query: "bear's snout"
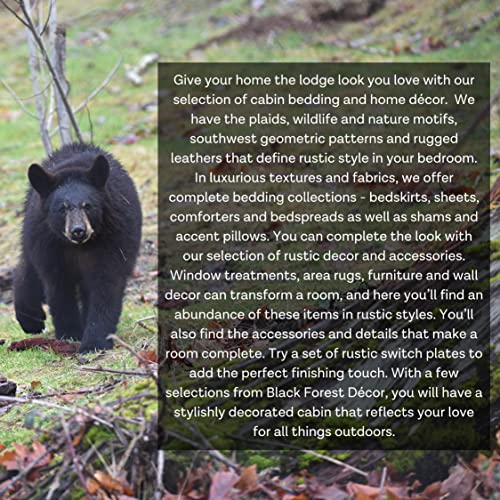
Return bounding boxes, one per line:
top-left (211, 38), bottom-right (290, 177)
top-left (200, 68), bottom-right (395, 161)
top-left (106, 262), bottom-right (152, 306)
top-left (64, 208), bottom-right (94, 245)
top-left (71, 226), bottom-right (87, 243)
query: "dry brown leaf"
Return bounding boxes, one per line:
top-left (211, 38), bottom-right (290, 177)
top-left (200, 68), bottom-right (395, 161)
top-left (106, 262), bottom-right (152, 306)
top-left (94, 470), bottom-right (134, 495)
top-left (235, 464), bottom-right (258, 491)
top-left (136, 350), bottom-right (158, 366)
top-left (30, 380), bottom-right (42, 391)
top-left (208, 470), bottom-right (239, 500)
top-left (440, 465), bottom-right (475, 500)
top-left (87, 477), bottom-right (101, 495)
top-left (346, 482), bottom-right (407, 500)
top-left (8, 337), bottom-right (79, 355)
top-left (0, 441), bottom-right (51, 481)
top-left (420, 481), bottom-right (442, 499)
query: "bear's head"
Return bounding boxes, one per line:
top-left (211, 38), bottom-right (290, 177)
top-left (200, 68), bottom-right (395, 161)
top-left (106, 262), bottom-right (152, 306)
top-left (28, 155), bottom-right (110, 245)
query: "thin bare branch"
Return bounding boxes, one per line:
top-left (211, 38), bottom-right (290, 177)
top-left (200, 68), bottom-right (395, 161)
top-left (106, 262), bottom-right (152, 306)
top-left (49, 55), bottom-right (122, 139)
top-left (85, 103), bottom-right (94, 143)
top-left (19, 0), bottom-right (84, 143)
top-left (117, 419), bottom-right (146, 471)
top-left (0, 0), bottom-right (29, 28)
top-left (61, 418), bottom-right (89, 495)
top-left (40, 0), bottom-right (54, 36)
top-left (0, 78), bottom-right (38, 118)
top-left (74, 56), bottom-right (123, 113)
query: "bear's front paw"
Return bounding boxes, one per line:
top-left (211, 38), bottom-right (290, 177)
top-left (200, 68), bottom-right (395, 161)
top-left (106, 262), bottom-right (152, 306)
top-left (17, 313), bottom-right (45, 334)
top-left (79, 337), bottom-right (113, 354)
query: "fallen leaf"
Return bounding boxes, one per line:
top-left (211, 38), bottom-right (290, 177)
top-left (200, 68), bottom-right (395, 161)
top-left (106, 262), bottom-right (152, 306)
top-left (235, 464), bottom-right (258, 491)
top-left (30, 381), bottom-right (42, 391)
top-left (136, 350), bottom-right (158, 366)
top-left (94, 470), bottom-right (134, 495)
top-left (440, 465), bottom-right (475, 500)
top-left (0, 441), bottom-right (51, 481)
top-left (420, 481), bottom-right (442, 499)
top-left (8, 338), bottom-right (79, 356)
top-left (315, 484), bottom-right (348, 500)
top-left (209, 158), bottom-right (229, 174)
top-left (208, 470), bottom-right (239, 500)
top-left (86, 477), bottom-right (100, 495)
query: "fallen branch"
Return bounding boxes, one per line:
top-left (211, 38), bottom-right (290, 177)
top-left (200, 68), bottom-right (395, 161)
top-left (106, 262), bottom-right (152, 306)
top-left (78, 366), bottom-right (151, 377)
top-left (300, 449), bottom-right (368, 478)
top-left (61, 418), bottom-right (89, 496)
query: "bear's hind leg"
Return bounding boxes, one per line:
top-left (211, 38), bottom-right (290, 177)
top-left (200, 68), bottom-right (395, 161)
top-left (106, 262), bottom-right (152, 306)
top-left (14, 258), bottom-right (46, 334)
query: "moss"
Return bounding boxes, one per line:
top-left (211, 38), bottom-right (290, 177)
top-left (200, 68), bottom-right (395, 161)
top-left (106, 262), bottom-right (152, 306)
top-left (245, 453), bottom-right (280, 469)
top-left (386, 450), bottom-right (426, 474)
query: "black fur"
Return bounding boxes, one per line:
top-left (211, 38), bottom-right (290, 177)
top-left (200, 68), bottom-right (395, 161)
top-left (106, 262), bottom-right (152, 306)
top-left (14, 143), bottom-right (142, 353)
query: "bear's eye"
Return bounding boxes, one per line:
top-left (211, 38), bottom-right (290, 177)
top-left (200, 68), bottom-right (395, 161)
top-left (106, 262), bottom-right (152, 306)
top-left (82, 202), bottom-right (91, 209)
top-left (60, 202), bottom-right (69, 213)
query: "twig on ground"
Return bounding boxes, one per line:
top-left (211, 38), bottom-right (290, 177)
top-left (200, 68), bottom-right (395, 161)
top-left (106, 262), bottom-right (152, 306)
top-left (0, 395), bottom-right (114, 428)
top-left (46, 454), bottom-right (71, 500)
top-left (35, 381), bottom-right (120, 399)
top-left (109, 334), bottom-right (158, 382)
top-left (155, 449), bottom-right (165, 500)
top-left (167, 409), bottom-right (238, 469)
top-left (78, 366), bottom-right (151, 377)
top-left (118, 419), bottom-right (146, 471)
top-left (61, 418), bottom-right (89, 496)
top-left (379, 466), bottom-right (387, 490)
top-left (134, 315), bottom-right (157, 334)
top-left (299, 449), bottom-right (369, 478)
top-left (107, 392), bottom-right (156, 407)
top-left (175, 451), bottom-right (200, 499)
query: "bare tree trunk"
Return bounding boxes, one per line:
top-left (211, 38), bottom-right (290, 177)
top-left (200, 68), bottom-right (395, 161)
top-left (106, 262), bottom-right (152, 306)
top-left (53, 25), bottom-right (72, 144)
top-left (25, 0), bottom-right (52, 154)
top-left (1, 0), bottom-right (122, 153)
top-left (19, 0), bottom-right (84, 145)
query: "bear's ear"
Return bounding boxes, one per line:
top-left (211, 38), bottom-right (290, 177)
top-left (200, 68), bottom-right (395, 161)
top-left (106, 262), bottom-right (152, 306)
top-left (88, 155), bottom-right (110, 189)
top-left (28, 164), bottom-right (55, 198)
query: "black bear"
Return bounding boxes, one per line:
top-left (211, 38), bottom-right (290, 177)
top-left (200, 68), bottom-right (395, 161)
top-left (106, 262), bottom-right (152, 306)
top-left (14, 143), bottom-right (142, 353)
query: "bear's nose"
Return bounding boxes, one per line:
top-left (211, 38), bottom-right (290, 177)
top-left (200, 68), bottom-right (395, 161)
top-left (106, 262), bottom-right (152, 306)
top-left (71, 227), bottom-right (87, 242)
